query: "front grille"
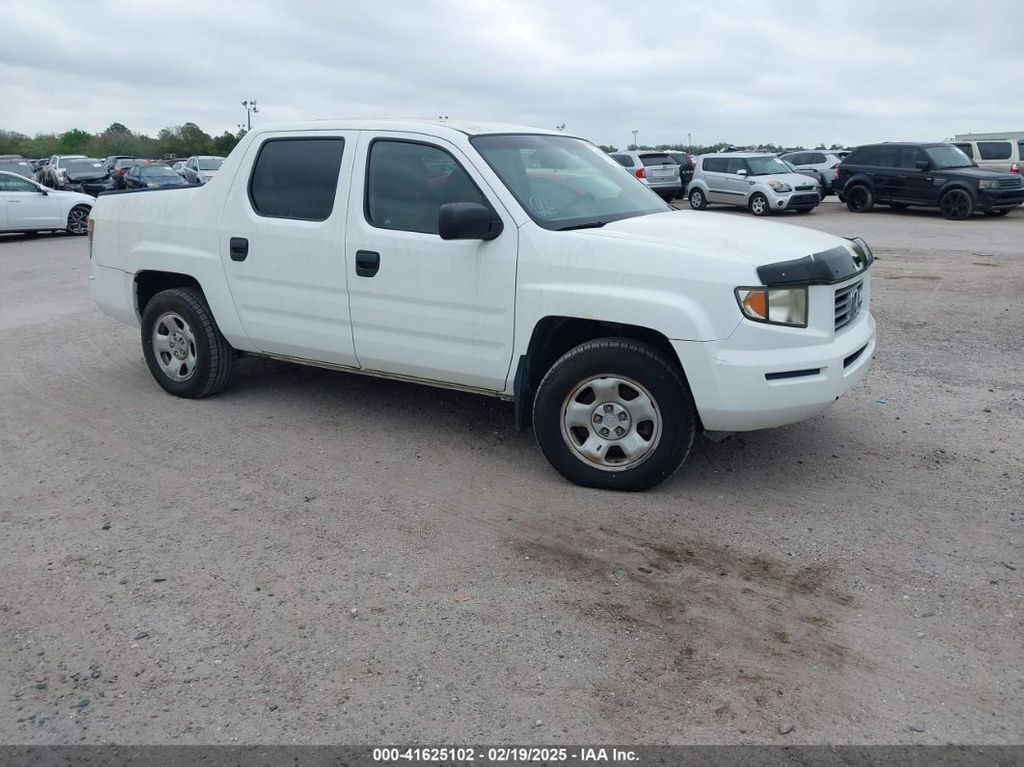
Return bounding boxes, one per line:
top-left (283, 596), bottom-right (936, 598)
top-left (789, 193), bottom-right (819, 206)
top-left (835, 281), bottom-right (864, 332)
top-left (795, 185), bottom-right (815, 191)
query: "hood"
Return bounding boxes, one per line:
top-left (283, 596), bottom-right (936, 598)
top-left (49, 189), bottom-right (96, 203)
top-left (939, 166), bottom-right (1020, 181)
top-left (577, 210), bottom-right (850, 268)
top-left (761, 172), bottom-right (820, 186)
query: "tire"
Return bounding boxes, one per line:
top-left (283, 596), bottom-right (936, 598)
top-left (845, 184), bottom-right (874, 213)
top-left (939, 188), bottom-right (973, 220)
top-left (532, 338), bottom-right (697, 491)
top-left (749, 193), bottom-right (770, 216)
top-left (983, 208), bottom-right (1011, 217)
top-left (65, 205), bottom-right (90, 235)
top-left (140, 287), bottom-right (235, 399)
top-left (888, 203), bottom-right (909, 210)
top-left (688, 187), bottom-right (707, 210)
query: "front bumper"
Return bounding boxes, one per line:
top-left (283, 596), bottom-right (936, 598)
top-left (672, 309), bottom-right (876, 432)
top-left (977, 188), bottom-right (1024, 210)
top-left (762, 187), bottom-right (820, 211)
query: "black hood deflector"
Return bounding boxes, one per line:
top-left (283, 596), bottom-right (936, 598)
top-left (757, 242), bottom-right (873, 287)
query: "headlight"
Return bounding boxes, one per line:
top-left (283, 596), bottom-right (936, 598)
top-left (978, 179), bottom-right (999, 190)
top-left (735, 286), bottom-right (808, 327)
top-left (767, 180), bottom-right (792, 192)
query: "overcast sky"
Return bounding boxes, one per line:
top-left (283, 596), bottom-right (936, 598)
top-left (2, 0), bottom-right (1021, 148)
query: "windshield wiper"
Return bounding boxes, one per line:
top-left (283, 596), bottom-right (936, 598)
top-left (557, 221), bottom-right (607, 231)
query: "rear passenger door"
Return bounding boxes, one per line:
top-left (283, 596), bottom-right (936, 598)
top-left (868, 145), bottom-right (901, 201)
top-left (345, 133), bottom-right (517, 391)
top-left (219, 132), bottom-right (360, 365)
top-left (701, 158), bottom-right (730, 202)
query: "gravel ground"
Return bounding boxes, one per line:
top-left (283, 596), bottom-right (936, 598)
top-left (1, 199), bottom-right (1021, 745)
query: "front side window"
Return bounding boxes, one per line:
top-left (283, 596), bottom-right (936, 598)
top-left (977, 141), bottom-right (1012, 160)
top-left (366, 140), bottom-right (489, 235)
top-left (924, 145), bottom-right (973, 169)
top-left (0, 175), bottom-right (37, 192)
top-left (249, 138), bottom-right (345, 221)
top-left (725, 158), bottom-right (747, 174)
top-left (897, 147), bottom-right (927, 169)
top-left (471, 134), bottom-right (667, 231)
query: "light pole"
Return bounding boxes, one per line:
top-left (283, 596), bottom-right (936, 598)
top-left (688, 132), bottom-right (692, 153)
top-left (631, 130), bottom-right (638, 149)
top-left (241, 99), bottom-right (258, 131)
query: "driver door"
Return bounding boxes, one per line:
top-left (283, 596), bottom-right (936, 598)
top-left (0, 175), bottom-right (61, 230)
top-left (346, 133), bottom-right (517, 391)
top-left (724, 158), bottom-right (752, 201)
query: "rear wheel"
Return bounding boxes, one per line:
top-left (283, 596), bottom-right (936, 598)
top-left (141, 287), bottom-right (236, 398)
top-left (688, 188), bottom-right (707, 210)
top-left (66, 205), bottom-right (90, 235)
top-left (749, 193), bottom-right (770, 216)
top-left (845, 185), bottom-right (874, 213)
top-left (939, 189), bottom-right (973, 220)
top-left (533, 339), bottom-right (696, 491)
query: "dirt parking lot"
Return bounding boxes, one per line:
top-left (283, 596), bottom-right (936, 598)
top-left (1, 199), bottom-right (1021, 745)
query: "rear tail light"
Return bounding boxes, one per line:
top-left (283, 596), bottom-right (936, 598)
top-left (635, 168), bottom-right (646, 179)
top-left (1011, 163), bottom-right (1020, 174)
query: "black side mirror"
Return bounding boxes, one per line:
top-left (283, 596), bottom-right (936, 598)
top-left (915, 160), bottom-right (931, 171)
top-left (439, 202), bottom-right (503, 241)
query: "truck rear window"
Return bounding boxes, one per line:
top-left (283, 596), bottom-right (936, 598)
top-left (249, 138), bottom-right (345, 221)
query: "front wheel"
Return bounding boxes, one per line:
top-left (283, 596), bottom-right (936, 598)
top-left (939, 188), bottom-right (973, 220)
top-left (141, 287), bottom-right (236, 398)
top-left (533, 338), bottom-right (697, 491)
top-left (749, 193), bottom-right (770, 216)
top-left (66, 205), bottom-right (90, 235)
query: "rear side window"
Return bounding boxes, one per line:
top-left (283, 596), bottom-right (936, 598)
top-left (807, 153), bottom-right (826, 164)
top-left (954, 143), bottom-right (974, 159)
top-left (856, 145), bottom-right (898, 167)
top-left (978, 141), bottom-right (1012, 160)
top-left (639, 154), bottom-right (671, 167)
top-left (610, 154), bottom-right (632, 167)
top-left (702, 157), bottom-right (727, 172)
top-left (249, 138), bottom-right (345, 221)
top-left (366, 139), bottom-right (489, 235)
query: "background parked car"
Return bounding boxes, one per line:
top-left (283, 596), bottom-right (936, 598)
top-left (36, 155), bottom-right (88, 189)
top-left (122, 163), bottom-right (190, 189)
top-left (104, 155), bottom-right (136, 173)
top-left (688, 153), bottom-right (821, 216)
top-left (169, 160), bottom-right (191, 181)
top-left (63, 158), bottom-right (115, 196)
top-left (608, 150), bottom-right (681, 201)
top-left (0, 170), bottom-right (94, 235)
top-left (0, 157), bottom-right (37, 179)
top-left (779, 150), bottom-right (845, 195)
top-left (178, 155), bottom-right (225, 185)
top-left (664, 151), bottom-right (695, 196)
top-left (835, 142), bottom-right (1024, 219)
top-left (110, 157), bottom-right (151, 189)
top-left (952, 138), bottom-right (1022, 175)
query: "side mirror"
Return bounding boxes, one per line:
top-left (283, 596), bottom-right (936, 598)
top-left (439, 202), bottom-right (503, 241)
top-left (736, 168), bottom-right (748, 176)
top-left (915, 160), bottom-right (931, 171)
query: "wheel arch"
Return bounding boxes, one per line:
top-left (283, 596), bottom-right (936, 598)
top-left (134, 270), bottom-right (204, 321)
top-left (512, 316), bottom-right (698, 431)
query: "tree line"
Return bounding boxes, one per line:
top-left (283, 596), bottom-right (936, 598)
top-left (0, 122), bottom-right (244, 160)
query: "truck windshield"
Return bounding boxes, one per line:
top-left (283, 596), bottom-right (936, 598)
top-left (470, 134), bottom-right (669, 230)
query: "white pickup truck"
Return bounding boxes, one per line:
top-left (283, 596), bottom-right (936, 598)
top-left (89, 119), bottom-right (876, 490)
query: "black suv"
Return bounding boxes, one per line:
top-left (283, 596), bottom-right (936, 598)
top-left (835, 142), bottom-right (1024, 220)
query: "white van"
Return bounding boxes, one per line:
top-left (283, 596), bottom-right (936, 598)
top-left (952, 138), bottom-right (1023, 175)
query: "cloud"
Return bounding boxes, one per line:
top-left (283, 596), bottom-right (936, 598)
top-left (1, 0), bottom-right (1021, 147)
